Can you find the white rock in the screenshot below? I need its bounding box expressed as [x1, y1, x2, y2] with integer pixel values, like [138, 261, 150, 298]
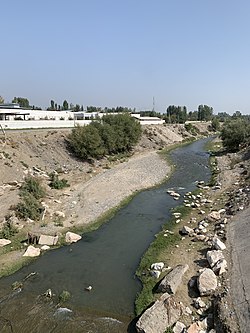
[213, 258, 227, 275]
[0, 239, 11, 247]
[180, 226, 194, 235]
[41, 245, 50, 251]
[197, 268, 217, 296]
[207, 250, 225, 268]
[208, 211, 221, 221]
[65, 232, 82, 243]
[212, 236, 226, 251]
[39, 234, 58, 246]
[173, 321, 186, 333]
[151, 262, 164, 271]
[23, 245, 41, 257]
[194, 297, 206, 309]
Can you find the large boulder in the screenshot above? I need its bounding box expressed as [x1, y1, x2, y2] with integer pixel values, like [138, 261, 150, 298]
[136, 293, 183, 333]
[197, 268, 217, 296]
[207, 211, 221, 221]
[23, 245, 41, 257]
[157, 264, 189, 294]
[0, 239, 11, 247]
[39, 234, 58, 246]
[212, 236, 226, 251]
[151, 262, 164, 271]
[65, 232, 82, 243]
[206, 250, 224, 268]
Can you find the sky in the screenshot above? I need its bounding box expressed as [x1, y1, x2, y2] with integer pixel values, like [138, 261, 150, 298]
[1, 0, 250, 114]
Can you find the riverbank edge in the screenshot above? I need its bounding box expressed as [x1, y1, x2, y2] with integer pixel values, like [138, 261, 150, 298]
[134, 137, 215, 316]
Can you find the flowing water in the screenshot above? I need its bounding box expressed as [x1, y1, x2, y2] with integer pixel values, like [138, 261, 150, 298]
[0, 138, 211, 333]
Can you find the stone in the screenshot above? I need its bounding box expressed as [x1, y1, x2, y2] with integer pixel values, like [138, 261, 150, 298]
[206, 250, 224, 268]
[173, 321, 186, 333]
[197, 268, 217, 296]
[157, 264, 189, 294]
[208, 211, 221, 221]
[136, 294, 183, 333]
[65, 232, 82, 243]
[150, 270, 161, 279]
[151, 262, 164, 271]
[180, 226, 194, 235]
[212, 258, 227, 275]
[0, 239, 11, 247]
[39, 234, 58, 246]
[194, 297, 206, 309]
[23, 245, 41, 257]
[212, 236, 226, 251]
[54, 211, 65, 218]
[41, 245, 50, 251]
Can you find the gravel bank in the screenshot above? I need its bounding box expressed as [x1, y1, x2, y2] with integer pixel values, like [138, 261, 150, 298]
[59, 151, 171, 227]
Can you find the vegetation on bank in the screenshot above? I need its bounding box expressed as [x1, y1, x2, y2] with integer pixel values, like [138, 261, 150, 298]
[15, 176, 46, 221]
[220, 117, 250, 152]
[67, 113, 142, 160]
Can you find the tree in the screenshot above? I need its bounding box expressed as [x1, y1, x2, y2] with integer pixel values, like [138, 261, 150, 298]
[63, 100, 69, 110]
[12, 97, 30, 108]
[211, 117, 220, 131]
[0, 96, 4, 104]
[165, 105, 187, 123]
[50, 100, 55, 110]
[220, 118, 250, 151]
[67, 125, 105, 160]
[197, 105, 213, 121]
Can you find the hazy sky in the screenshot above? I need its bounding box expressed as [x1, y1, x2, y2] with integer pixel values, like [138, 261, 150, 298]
[1, 0, 250, 114]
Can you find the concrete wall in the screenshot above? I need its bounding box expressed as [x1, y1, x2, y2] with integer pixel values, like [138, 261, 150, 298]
[0, 120, 92, 130]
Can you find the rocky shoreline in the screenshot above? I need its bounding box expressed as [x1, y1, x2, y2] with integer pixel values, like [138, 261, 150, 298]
[134, 142, 250, 333]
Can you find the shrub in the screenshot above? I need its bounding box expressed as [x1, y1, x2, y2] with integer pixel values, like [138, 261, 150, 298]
[49, 173, 69, 189]
[15, 193, 43, 220]
[20, 176, 46, 199]
[59, 290, 71, 303]
[67, 114, 142, 160]
[0, 221, 18, 238]
[220, 118, 250, 152]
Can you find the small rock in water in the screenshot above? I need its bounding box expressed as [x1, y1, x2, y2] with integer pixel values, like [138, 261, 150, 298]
[85, 285, 93, 291]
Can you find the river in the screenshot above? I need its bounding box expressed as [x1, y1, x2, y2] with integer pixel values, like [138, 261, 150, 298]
[0, 138, 211, 333]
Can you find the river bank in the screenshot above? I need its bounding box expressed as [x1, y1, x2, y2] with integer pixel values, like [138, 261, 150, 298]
[0, 124, 212, 278]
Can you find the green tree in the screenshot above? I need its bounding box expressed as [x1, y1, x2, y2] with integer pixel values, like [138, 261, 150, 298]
[0, 96, 4, 104]
[50, 100, 55, 110]
[12, 97, 30, 108]
[63, 100, 69, 110]
[197, 105, 213, 121]
[220, 118, 250, 151]
[211, 117, 220, 131]
[67, 125, 105, 160]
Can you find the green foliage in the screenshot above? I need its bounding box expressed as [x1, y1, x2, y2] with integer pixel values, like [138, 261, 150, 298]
[220, 118, 250, 152]
[165, 105, 187, 123]
[59, 290, 71, 303]
[211, 117, 220, 131]
[20, 176, 46, 199]
[67, 114, 142, 160]
[0, 221, 18, 238]
[15, 193, 43, 220]
[198, 104, 213, 121]
[62, 100, 69, 110]
[68, 124, 105, 160]
[0, 96, 4, 104]
[15, 176, 46, 220]
[184, 123, 199, 135]
[49, 173, 69, 189]
[12, 97, 30, 108]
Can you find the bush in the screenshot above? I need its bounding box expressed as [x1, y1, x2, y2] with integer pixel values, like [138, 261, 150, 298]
[59, 290, 71, 303]
[49, 173, 69, 189]
[67, 114, 142, 160]
[220, 118, 250, 152]
[15, 193, 43, 220]
[20, 176, 46, 199]
[0, 221, 18, 238]
[211, 117, 220, 131]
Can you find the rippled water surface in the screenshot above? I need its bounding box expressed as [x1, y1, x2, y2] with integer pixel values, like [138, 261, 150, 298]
[0, 138, 211, 333]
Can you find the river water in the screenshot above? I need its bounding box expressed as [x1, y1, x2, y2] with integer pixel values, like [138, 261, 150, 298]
[0, 138, 211, 333]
